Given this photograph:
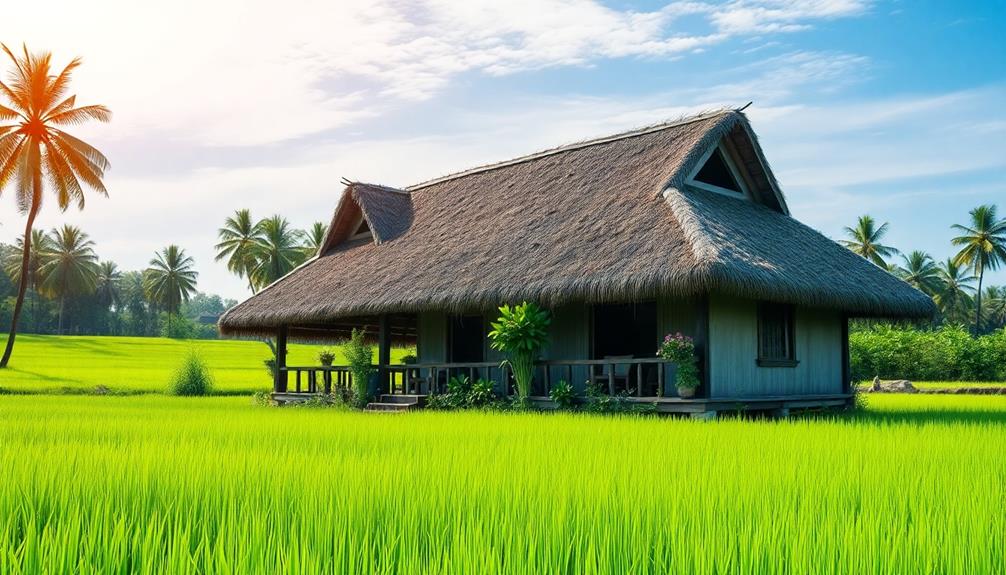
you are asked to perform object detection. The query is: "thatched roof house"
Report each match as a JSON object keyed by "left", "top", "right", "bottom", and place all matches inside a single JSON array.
[{"left": 221, "top": 109, "right": 933, "bottom": 412}]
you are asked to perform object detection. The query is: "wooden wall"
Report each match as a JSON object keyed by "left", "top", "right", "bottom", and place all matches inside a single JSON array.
[
  {"left": 416, "top": 311, "right": 447, "bottom": 363},
  {"left": 707, "top": 294, "right": 843, "bottom": 398}
]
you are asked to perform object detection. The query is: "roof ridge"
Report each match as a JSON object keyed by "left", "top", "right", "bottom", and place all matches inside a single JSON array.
[{"left": 406, "top": 109, "right": 737, "bottom": 192}]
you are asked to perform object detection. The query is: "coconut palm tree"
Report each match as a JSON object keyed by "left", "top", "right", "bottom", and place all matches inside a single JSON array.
[
  {"left": 95, "top": 260, "right": 122, "bottom": 310},
  {"left": 144, "top": 245, "right": 198, "bottom": 319},
  {"left": 303, "top": 221, "right": 328, "bottom": 256},
  {"left": 214, "top": 209, "right": 264, "bottom": 293},
  {"left": 934, "top": 258, "right": 976, "bottom": 325},
  {"left": 250, "top": 215, "right": 306, "bottom": 290},
  {"left": 0, "top": 45, "right": 110, "bottom": 366},
  {"left": 2, "top": 229, "right": 53, "bottom": 331},
  {"left": 840, "top": 215, "right": 899, "bottom": 267},
  {"left": 951, "top": 204, "right": 1006, "bottom": 334},
  {"left": 896, "top": 250, "right": 942, "bottom": 296},
  {"left": 983, "top": 286, "right": 1006, "bottom": 330},
  {"left": 39, "top": 225, "right": 99, "bottom": 334}
]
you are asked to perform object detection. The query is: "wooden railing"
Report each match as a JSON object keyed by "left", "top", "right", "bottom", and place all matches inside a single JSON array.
[{"left": 281, "top": 357, "right": 676, "bottom": 397}]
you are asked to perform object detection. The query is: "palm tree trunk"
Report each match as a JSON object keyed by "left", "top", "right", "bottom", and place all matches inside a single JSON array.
[
  {"left": 1, "top": 201, "right": 40, "bottom": 368},
  {"left": 974, "top": 268, "right": 984, "bottom": 335},
  {"left": 58, "top": 294, "right": 66, "bottom": 336}
]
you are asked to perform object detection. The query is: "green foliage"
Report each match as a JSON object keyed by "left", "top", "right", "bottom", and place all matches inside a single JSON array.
[
  {"left": 583, "top": 381, "right": 656, "bottom": 414},
  {"left": 488, "top": 301, "right": 550, "bottom": 400},
  {"left": 850, "top": 324, "right": 1006, "bottom": 382},
  {"left": 548, "top": 380, "right": 577, "bottom": 409},
  {"left": 344, "top": 328, "right": 375, "bottom": 407},
  {"left": 169, "top": 350, "right": 214, "bottom": 396},
  {"left": 426, "top": 375, "right": 499, "bottom": 410},
  {"left": 318, "top": 348, "right": 336, "bottom": 366},
  {"left": 657, "top": 332, "right": 699, "bottom": 390},
  {"left": 400, "top": 353, "right": 418, "bottom": 364}
]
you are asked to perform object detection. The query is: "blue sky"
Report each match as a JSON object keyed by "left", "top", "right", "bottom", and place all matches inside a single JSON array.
[{"left": 1, "top": 0, "right": 1004, "bottom": 299}]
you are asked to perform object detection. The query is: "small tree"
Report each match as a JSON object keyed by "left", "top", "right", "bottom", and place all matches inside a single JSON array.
[
  {"left": 488, "top": 302, "right": 550, "bottom": 405},
  {"left": 344, "top": 328, "right": 374, "bottom": 407}
]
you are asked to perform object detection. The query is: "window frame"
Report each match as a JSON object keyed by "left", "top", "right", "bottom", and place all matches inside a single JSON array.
[{"left": 756, "top": 302, "right": 799, "bottom": 368}]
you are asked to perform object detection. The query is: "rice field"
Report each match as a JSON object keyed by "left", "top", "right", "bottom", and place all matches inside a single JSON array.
[
  {"left": 0, "top": 335, "right": 411, "bottom": 395},
  {"left": 1, "top": 394, "right": 1003, "bottom": 574}
]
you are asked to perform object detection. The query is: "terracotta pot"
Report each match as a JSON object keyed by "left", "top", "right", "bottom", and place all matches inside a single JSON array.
[{"left": 677, "top": 386, "right": 697, "bottom": 399}]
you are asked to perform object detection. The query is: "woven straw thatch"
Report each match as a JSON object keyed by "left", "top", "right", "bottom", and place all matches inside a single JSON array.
[{"left": 220, "top": 110, "right": 933, "bottom": 335}]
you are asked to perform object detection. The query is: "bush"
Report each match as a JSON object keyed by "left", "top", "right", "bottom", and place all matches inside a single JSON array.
[
  {"left": 344, "top": 328, "right": 374, "bottom": 407},
  {"left": 169, "top": 351, "right": 214, "bottom": 396},
  {"left": 583, "top": 381, "right": 656, "bottom": 415},
  {"left": 318, "top": 348, "right": 336, "bottom": 366},
  {"left": 426, "top": 375, "right": 499, "bottom": 410},
  {"left": 850, "top": 325, "right": 1006, "bottom": 382},
  {"left": 549, "top": 380, "right": 577, "bottom": 410}
]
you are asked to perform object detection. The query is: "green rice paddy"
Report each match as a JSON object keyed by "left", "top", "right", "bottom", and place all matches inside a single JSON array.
[
  {"left": 1, "top": 393, "right": 1003, "bottom": 574},
  {"left": 0, "top": 335, "right": 410, "bottom": 395}
]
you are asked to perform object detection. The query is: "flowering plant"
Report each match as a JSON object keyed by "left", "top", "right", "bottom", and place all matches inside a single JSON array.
[{"left": 657, "top": 332, "right": 699, "bottom": 390}]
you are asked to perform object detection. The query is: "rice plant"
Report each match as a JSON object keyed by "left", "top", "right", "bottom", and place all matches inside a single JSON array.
[{"left": 0, "top": 394, "right": 1002, "bottom": 574}]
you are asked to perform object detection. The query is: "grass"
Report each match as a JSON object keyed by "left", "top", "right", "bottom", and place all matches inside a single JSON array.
[
  {"left": 0, "top": 334, "right": 412, "bottom": 395},
  {"left": 1, "top": 394, "right": 1003, "bottom": 573}
]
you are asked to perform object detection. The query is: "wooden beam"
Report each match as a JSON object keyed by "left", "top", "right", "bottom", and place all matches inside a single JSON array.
[{"left": 274, "top": 326, "right": 288, "bottom": 393}]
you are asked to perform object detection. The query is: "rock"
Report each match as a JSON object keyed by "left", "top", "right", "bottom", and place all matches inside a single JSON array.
[{"left": 865, "top": 379, "right": 917, "bottom": 393}]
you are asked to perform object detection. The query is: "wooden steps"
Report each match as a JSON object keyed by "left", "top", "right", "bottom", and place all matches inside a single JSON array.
[{"left": 364, "top": 394, "right": 426, "bottom": 413}]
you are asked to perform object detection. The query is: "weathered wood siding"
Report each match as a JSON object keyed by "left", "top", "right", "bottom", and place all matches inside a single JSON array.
[
  {"left": 707, "top": 295, "right": 843, "bottom": 398},
  {"left": 417, "top": 311, "right": 447, "bottom": 363},
  {"left": 540, "top": 304, "right": 591, "bottom": 391},
  {"left": 656, "top": 297, "right": 700, "bottom": 396}
]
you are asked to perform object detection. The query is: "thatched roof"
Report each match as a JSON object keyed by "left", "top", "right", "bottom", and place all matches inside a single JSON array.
[{"left": 220, "top": 110, "right": 933, "bottom": 335}]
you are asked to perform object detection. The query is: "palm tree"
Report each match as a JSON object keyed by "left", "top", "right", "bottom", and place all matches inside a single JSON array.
[
  {"left": 896, "top": 251, "right": 942, "bottom": 296},
  {"left": 144, "top": 245, "right": 198, "bottom": 319},
  {"left": 303, "top": 221, "right": 328, "bottom": 256},
  {"left": 250, "top": 215, "right": 306, "bottom": 290},
  {"left": 2, "top": 229, "right": 54, "bottom": 331},
  {"left": 95, "top": 260, "right": 122, "bottom": 310},
  {"left": 38, "top": 225, "right": 99, "bottom": 334},
  {"left": 215, "top": 209, "right": 264, "bottom": 293},
  {"left": 982, "top": 286, "right": 1006, "bottom": 330},
  {"left": 840, "top": 215, "right": 899, "bottom": 267},
  {"left": 951, "top": 204, "right": 1006, "bottom": 334},
  {"left": 934, "top": 258, "right": 976, "bottom": 325},
  {"left": 0, "top": 45, "right": 110, "bottom": 366}
]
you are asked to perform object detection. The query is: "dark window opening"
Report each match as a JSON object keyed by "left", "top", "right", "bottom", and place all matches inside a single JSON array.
[
  {"left": 449, "top": 315, "right": 484, "bottom": 363},
  {"left": 757, "top": 303, "right": 797, "bottom": 367},
  {"left": 354, "top": 219, "right": 371, "bottom": 236},
  {"left": 694, "top": 147, "right": 742, "bottom": 193},
  {"left": 591, "top": 302, "right": 659, "bottom": 394}
]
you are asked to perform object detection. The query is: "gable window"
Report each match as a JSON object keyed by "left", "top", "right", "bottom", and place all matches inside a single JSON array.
[
  {"left": 757, "top": 302, "right": 798, "bottom": 367},
  {"left": 686, "top": 141, "right": 749, "bottom": 199},
  {"left": 350, "top": 218, "right": 372, "bottom": 241}
]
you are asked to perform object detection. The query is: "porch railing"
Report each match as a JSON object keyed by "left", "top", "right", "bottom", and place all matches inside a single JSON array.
[{"left": 280, "top": 357, "right": 677, "bottom": 397}]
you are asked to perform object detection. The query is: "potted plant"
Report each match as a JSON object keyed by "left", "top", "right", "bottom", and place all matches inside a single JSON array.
[
  {"left": 658, "top": 332, "right": 699, "bottom": 398},
  {"left": 488, "top": 301, "right": 550, "bottom": 407},
  {"left": 318, "top": 348, "right": 336, "bottom": 367}
]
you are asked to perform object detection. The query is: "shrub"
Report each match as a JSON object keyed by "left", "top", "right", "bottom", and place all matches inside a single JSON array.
[
  {"left": 488, "top": 302, "right": 550, "bottom": 404},
  {"left": 344, "top": 328, "right": 374, "bottom": 407},
  {"left": 850, "top": 325, "right": 1006, "bottom": 382},
  {"left": 583, "top": 380, "right": 656, "bottom": 415},
  {"left": 426, "top": 375, "right": 499, "bottom": 410},
  {"left": 549, "top": 380, "right": 577, "bottom": 410},
  {"left": 169, "top": 351, "right": 214, "bottom": 396},
  {"left": 400, "top": 354, "right": 418, "bottom": 365}
]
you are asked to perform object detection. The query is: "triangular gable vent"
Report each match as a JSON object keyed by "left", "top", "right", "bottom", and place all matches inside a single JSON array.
[
  {"left": 693, "top": 147, "right": 743, "bottom": 194},
  {"left": 351, "top": 218, "right": 372, "bottom": 240}
]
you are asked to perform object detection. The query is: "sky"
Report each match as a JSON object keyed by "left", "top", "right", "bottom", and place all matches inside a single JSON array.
[{"left": 1, "top": 0, "right": 1004, "bottom": 300}]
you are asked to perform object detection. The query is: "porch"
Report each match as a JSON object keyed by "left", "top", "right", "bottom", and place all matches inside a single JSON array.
[{"left": 272, "top": 358, "right": 852, "bottom": 415}]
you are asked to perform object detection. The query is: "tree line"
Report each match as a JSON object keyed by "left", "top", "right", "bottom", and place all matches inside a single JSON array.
[{"left": 841, "top": 204, "right": 1006, "bottom": 334}]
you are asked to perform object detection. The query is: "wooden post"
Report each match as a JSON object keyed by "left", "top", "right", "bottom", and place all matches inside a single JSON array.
[
  {"left": 378, "top": 314, "right": 391, "bottom": 394},
  {"left": 274, "top": 326, "right": 288, "bottom": 393},
  {"left": 840, "top": 314, "right": 851, "bottom": 396},
  {"left": 694, "top": 295, "right": 711, "bottom": 398}
]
